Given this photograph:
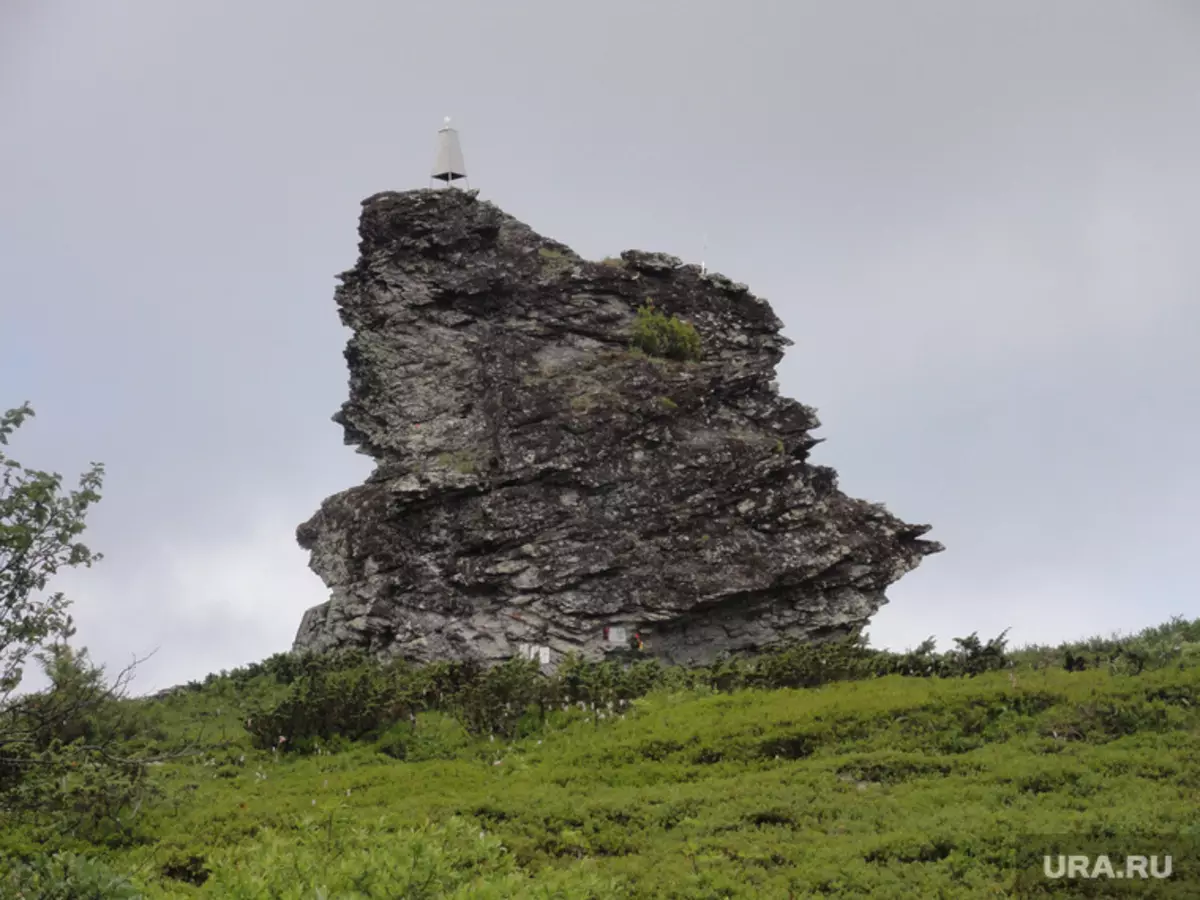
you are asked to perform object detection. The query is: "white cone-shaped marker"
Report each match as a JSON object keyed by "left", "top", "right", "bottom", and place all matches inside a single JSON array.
[{"left": 431, "top": 116, "right": 467, "bottom": 186}]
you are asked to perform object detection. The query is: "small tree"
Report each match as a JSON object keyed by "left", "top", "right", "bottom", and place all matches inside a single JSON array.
[
  {"left": 948, "top": 629, "right": 1011, "bottom": 677},
  {"left": 0, "top": 408, "right": 180, "bottom": 846},
  {"left": 0, "top": 403, "right": 104, "bottom": 699}
]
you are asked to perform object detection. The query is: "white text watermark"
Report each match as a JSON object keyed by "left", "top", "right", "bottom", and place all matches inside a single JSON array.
[{"left": 1043, "top": 854, "right": 1172, "bottom": 880}]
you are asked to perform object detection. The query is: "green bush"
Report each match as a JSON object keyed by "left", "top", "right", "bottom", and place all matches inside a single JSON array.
[
  {"left": 0, "top": 405, "right": 165, "bottom": 849},
  {"left": 454, "top": 657, "right": 544, "bottom": 737},
  {"left": 187, "top": 816, "right": 617, "bottom": 900},
  {"left": 245, "top": 631, "right": 1022, "bottom": 756},
  {"left": 1, "top": 740, "right": 162, "bottom": 848},
  {"left": 247, "top": 654, "right": 546, "bottom": 751},
  {"left": 1010, "top": 615, "right": 1200, "bottom": 675},
  {"left": 629, "top": 299, "right": 702, "bottom": 361},
  {"left": 245, "top": 661, "right": 404, "bottom": 751},
  {"left": 375, "top": 711, "right": 474, "bottom": 762},
  {"left": 12, "top": 645, "right": 142, "bottom": 754},
  {"left": 1, "top": 646, "right": 164, "bottom": 847},
  {"left": 0, "top": 851, "right": 142, "bottom": 899},
  {"left": 745, "top": 639, "right": 877, "bottom": 689},
  {"left": 945, "top": 630, "right": 1011, "bottom": 676}
]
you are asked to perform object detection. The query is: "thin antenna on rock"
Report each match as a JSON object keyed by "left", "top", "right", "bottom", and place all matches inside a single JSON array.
[{"left": 430, "top": 116, "right": 468, "bottom": 189}]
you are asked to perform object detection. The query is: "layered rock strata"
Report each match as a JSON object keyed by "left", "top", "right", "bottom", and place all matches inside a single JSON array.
[{"left": 292, "top": 189, "right": 942, "bottom": 668}]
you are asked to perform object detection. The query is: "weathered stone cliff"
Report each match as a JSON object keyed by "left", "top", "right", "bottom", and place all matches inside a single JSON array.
[{"left": 292, "top": 188, "right": 942, "bottom": 667}]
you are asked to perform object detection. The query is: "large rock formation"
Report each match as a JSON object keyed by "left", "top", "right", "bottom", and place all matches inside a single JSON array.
[{"left": 292, "top": 189, "right": 942, "bottom": 668}]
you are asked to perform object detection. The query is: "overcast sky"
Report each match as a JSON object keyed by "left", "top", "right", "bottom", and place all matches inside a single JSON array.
[{"left": 2, "top": 1, "right": 1197, "bottom": 694}]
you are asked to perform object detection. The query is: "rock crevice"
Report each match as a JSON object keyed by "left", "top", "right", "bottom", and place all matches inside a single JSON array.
[{"left": 293, "top": 189, "right": 942, "bottom": 667}]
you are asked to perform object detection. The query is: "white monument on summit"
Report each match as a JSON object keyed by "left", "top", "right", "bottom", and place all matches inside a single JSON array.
[{"left": 430, "top": 117, "right": 468, "bottom": 188}]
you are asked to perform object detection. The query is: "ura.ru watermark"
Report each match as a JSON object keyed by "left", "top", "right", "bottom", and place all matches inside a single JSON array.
[
  {"left": 1013, "top": 834, "right": 1198, "bottom": 895},
  {"left": 1042, "top": 853, "right": 1172, "bottom": 880}
]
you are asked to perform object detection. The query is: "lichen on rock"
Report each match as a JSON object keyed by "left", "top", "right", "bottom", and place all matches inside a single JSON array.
[{"left": 292, "top": 188, "right": 942, "bottom": 668}]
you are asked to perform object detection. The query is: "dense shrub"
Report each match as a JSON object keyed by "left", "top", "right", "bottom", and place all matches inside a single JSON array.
[
  {"left": 629, "top": 299, "right": 702, "bottom": 361},
  {"left": 5, "top": 744, "right": 161, "bottom": 847},
  {"left": 10, "top": 645, "right": 141, "bottom": 754},
  {"left": 0, "top": 851, "right": 142, "bottom": 899},
  {"left": 193, "top": 816, "right": 632, "bottom": 900},
  {"left": 944, "top": 629, "right": 1011, "bottom": 676},
  {"left": 1, "top": 646, "right": 164, "bottom": 846},
  {"left": 453, "top": 657, "right": 544, "bottom": 737},
  {"left": 244, "top": 661, "right": 403, "bottom": 751},
  {"left": 743, "top": 638, "right": 877, "bottom": 689},
  {"left": 373, "top": 711, "right": 473, "bottom": 762},
  {"left": 1011, "top": 615, "right": 1200, "bottom": 673},
  {"left": 243, "top": 630, "right": 1018, "bottom": 753},
  {"left": 0, "top": 405, "right": 173, "bottom": 851}
]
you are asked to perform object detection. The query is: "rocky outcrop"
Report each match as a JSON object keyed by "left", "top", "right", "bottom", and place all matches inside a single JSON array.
[{"left": 292, "top": 188, "right": 942, "bottom": 668}]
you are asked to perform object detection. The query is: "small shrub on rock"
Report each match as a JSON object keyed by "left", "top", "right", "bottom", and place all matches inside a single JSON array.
[{"left": 630, "top": 300, "right": 702, "bottom": 362}]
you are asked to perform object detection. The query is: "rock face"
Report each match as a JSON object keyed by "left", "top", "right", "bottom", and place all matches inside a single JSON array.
[{"left": 292, "top": 188, "right": 942, "bottom": 668}]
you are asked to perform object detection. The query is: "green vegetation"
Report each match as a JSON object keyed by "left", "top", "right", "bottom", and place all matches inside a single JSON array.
[
  {"left": 435, "top": 450, "right": 479, "bottom": 475},
  {"left": 7, "top": 402, "right": 1200, "bottom": 896},
  {"left": 630, "top": 300, "right": 703, "bottom": 362},
  {"left": 2, "top": 851, "right": 142, "bottom": 899},
  {"left": 3, "top": 615, "right": 1200, "bottom": 896},
  {"left": 599, "top": 256, "right": 625, "bottom": 268},
  {"left": 538, "top": 247, "right": 575, "bottom": 276},
  {"left": 658, "top": 396, "right": 679, "bottom": 410},
  {"left": 0, "top": 405, "right": 164, "bottom": 854},
  {"left": 0, "top": 403, "right": 105, "bottom": 696}
]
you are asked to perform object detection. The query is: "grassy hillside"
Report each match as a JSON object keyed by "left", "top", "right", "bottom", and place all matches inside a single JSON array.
[{"left": 3, "top": 618, "right": 1200, "bottom": 898}]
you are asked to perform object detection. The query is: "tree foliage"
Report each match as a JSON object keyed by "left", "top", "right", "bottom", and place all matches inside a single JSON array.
[
  {"left": 0, "top": 402, "right": 104, "bottom": 696},
  {"left": 0, "top": 405, "right": 170, "bottom": 847}
]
